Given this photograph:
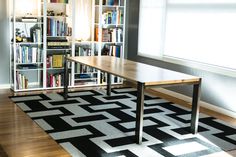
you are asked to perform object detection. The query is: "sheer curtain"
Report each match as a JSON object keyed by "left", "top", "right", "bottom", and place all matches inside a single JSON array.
[{"left": 75, "top": 0, "right": 92, "bottom": 41}]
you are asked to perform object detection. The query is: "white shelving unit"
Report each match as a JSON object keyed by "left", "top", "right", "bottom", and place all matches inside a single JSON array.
[{"left": 9, "top": 0, "right": 126, "bottom": 92}]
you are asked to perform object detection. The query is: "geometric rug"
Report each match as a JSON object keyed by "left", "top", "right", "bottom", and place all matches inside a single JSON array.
[{"left": 10, "top": 87, "right": 236, "bottom": 157}]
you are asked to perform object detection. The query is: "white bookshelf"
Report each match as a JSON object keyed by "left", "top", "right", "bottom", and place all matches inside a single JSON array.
[{"left": 9, "top": 0, "right": 126, "bottom": 91}]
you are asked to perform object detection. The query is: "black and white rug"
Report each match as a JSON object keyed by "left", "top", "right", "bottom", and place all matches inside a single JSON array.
[{"left": 10, "top": 87, "right": 236, "bottom": 157}]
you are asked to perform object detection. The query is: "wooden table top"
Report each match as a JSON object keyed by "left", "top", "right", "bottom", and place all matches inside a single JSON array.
[{"left": 68, "top": 56, "right": 201, "bottom": 86}]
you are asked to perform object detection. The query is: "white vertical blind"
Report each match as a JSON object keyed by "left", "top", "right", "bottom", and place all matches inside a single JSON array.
[
  {"left": 165, "top": 1, "right": 236, "bottom": 69},
  {"left": 138, "top": 0, "right": 236, "bottom": 70}
]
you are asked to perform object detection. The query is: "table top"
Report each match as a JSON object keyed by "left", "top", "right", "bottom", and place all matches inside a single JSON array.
[{"left": 67, "top": 56, "right": 201, "bottom": 86}]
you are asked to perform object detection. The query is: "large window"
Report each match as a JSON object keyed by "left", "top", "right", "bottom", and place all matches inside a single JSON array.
[
  {"left": 138, "top": 0, "right": 166, "bottom": 58},
  {"left": 138, "top": 0, "right": 236, "bottom": 74}
]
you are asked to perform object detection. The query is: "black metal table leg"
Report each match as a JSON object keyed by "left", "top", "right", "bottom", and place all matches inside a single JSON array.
[
  {"left": 135, "top": 82, "right": 145, "bottom": 144},
  {"left": 107, "top": 73, "right": 111, "bottom": 96},
  {"left": 63, "top": 57, "right": 69, "bottom": 100},
  {"left": 191, "top": 79, "right": 201, "bottom": 134}
]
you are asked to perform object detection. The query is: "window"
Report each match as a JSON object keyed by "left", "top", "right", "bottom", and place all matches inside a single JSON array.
[
  {"left": 138, "top": 0, "right": 166, "bottom": 58},
  {"left": 138, "top": 0, "right": 236, "bottom": 75}
]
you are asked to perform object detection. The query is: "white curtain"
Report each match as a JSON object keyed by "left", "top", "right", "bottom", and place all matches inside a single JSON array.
[{"left": 75, "top": 0, "right": 92, "bottom": 41}]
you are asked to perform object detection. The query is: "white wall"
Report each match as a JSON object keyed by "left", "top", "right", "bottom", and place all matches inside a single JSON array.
[{"left": 0, "top": 0, "right": 10, "bottom": 86}]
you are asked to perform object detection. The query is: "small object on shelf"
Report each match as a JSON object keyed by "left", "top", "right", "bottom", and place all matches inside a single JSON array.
[
  {"left": 47, "top": 10, "right": 55, "bottom": 16},
  {"left": 21, "top": 17, "right": 38, "bottom": 22}
]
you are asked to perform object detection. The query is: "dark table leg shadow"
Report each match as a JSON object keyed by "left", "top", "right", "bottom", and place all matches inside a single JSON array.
[
  {"left": 64, "top": 58, "right": 69, "bottom": 100},
  {"left": 191, "top": 79, "right": 202, "bottom": 134}
]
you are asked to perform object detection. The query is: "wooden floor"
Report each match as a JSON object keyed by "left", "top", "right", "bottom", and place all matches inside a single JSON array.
[{"left": 0, "top": 87, "right": 235, "bottom": 157}]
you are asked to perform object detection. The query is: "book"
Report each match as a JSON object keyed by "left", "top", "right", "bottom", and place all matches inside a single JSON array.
[
  {"left": 95, "top": 27, "right": 99, "bottom": 41},
  {"left": 52, "top": 55, "right": 63, "bottom": 68}
]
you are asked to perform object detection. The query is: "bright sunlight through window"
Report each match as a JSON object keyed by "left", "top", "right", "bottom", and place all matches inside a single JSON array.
[{"left": 138, "top": 0, "right": 236, "bottom": 72}]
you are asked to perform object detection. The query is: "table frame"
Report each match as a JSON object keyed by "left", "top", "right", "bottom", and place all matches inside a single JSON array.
[{"left": 63, "top": 56, "right": 201, "bottom": 144}]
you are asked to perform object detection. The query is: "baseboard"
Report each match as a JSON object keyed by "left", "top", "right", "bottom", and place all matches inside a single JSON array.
[
  {"left": 151, "top": 87, "right": 236, "bottom": 119},
  {"left": 0, "top": 84, "right": 10, "bottom": 89}
]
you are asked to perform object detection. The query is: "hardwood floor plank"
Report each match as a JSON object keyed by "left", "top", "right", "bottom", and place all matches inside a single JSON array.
[{"left": 0, "top": 89, "right": 71, "bottom": 157}]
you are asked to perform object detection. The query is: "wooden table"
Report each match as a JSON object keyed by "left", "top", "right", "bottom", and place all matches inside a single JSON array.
[{"left": 63, "top": 56, "right": 201, "bottom": 144}]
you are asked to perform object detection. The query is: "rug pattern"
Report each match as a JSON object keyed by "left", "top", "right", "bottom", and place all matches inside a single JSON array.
[{"left": 10, "top": 88, "right": 236, "bottom": 157}]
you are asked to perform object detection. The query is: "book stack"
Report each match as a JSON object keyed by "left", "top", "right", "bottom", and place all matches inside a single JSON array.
[
  {"left": 47, "top": 18, "right": 72, "bottom": 37},
  {"left": 102, "top": 29, "right": 110, "bottom": 42},
  {"left": 47, "top": 37, "right": 70, "bottom": 49},
  {"left": 102, "top": 45, "right": 122, "bottom": 57},
  {"left": 102, "top": 28, "right": 123, "bottom": 42},
  {"left": 102, "top": 10, "right": 123, "bottom": 25},
  {"left": 47, "top": 72, "right": 63, "bottom": 87},
  {"left": 16, "top": 72, "right": 28, "bottom": 89}
]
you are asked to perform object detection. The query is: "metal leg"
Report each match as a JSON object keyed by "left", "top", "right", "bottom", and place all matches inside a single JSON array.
[
  {"left": 63, "top": 57, "right": 69, "bottom": 100},
  {"left": 107, "top": 73, "right": 111, "bottom": 96},
  {"left": 190, "top": 79, "right": 201, "bottom": 134},
  {"left": 135, "top": 82, "right": 145, "bottom": 144}
]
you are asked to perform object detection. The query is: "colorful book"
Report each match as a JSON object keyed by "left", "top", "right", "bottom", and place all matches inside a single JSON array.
[{"left": 52, "top": 55, "right": 63, "bottom": 68}]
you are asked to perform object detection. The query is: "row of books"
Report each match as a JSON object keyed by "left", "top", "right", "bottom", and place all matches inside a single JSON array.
[
  {"left": 101, "top": 45, "right": 122, "bottom": 57},
  {"left": 47, "top": 72, "right": 63, "bottom": 87},
  {"left": 47, "top": 18, "right": 72, "bottom": 37},
  {"left": 75, "top": 64, "right": 95, "bottom": 74},
  {"left": 16, "top": 72, "right": 28, "bottom": 89},
  {"left": 102, "top": 28, "right": 123, "bottom": 42},
  {"left": 102, "top": 10, "right": 123, "bottom": 25},
  {"left": 32, "top": 28, "right": 42, "bottom": 43},
  {"left": 16, "top": 46, "right": 43, "bottom": 63},
  {"left": 47, "top": 0, "right": 68, "bottom": 3},
  {"left": 47, "top": 55, "right": 64, "bottom": 68},
  {"left": 75, "top": 47, "right": 92, "bottom": 56}
]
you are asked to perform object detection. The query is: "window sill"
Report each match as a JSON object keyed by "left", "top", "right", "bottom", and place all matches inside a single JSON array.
[
  {"left": 137, "top": 53, "right": 236, "bottom": 78},
  {"left": 163, "top": 56, "right": 236, "bottom": 78}
]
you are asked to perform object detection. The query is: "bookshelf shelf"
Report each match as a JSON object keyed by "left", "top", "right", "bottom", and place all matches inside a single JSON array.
[
  {"left": 10, "top": 0, "right": 126, "bottom": 91},
  {"left": 16, "top": 68, "right": 44, "bottom": 71},
  {"left": 47, "top": 67, "right": 65, "bottom": 70},
  {"left": 47, "top": 48, "right": 72, "bottom": 51},
  {"left": 16, "top": 42, "right": 43, "bottom": 44}
]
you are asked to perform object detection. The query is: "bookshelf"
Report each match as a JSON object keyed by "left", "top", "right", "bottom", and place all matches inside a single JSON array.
[
  {"left": 9, "top": 0, "right": 126, "bottom": 91},
  {"left": 97, "top": 0, "right": 125, "bottom": 85},
  {"left": 45, "top": 1, "right": 73, "bottom": 89},
  {"left": 9, "top": 0, "right": 44, "bottom": 91}
]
